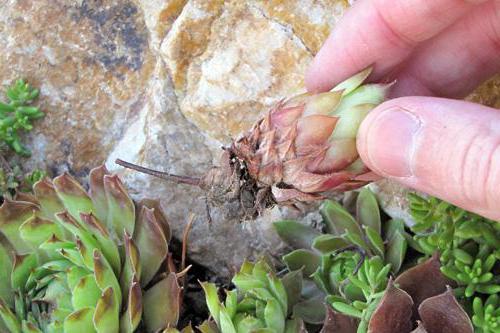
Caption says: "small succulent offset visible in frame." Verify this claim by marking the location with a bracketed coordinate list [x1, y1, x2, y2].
[274, 189, 408, 328]
[0, 79, 44, 157]
[200, 258, 306, 333]
[0, 165, 181, 333]
[0, 165, 46, 201]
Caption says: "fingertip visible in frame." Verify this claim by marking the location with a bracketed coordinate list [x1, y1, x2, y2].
[357, 101, 421, 178]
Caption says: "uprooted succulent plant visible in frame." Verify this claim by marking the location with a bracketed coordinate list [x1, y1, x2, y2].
[367, 254, 474, 333]
[116, 69, 391, 217]
[273, 189, 408, 326]
[200, 258, 307, 333]
[0, 165, 182, 333]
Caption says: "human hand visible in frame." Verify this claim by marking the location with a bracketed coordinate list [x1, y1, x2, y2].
[306, 0, 500, 221]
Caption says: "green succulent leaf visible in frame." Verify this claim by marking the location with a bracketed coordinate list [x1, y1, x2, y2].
[273, 220, 321, 249]
[93, 287, 119, 333]
[356, 188, 381, 235]
[283, 249, 320, 277]
[320, 200, 363, 238]
[385, 230, 407, 274]
[312, 234, 350, 254]
[64, 307, 96, 333]
[143, 273, 181, 333]
[133, 206, 168, 287]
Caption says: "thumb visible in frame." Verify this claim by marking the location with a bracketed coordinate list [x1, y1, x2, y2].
[357, 97, 500, 221]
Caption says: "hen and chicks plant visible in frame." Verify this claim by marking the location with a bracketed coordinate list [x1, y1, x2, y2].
[0, 165, 181, 333]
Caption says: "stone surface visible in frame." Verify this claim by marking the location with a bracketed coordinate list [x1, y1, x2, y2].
[1, 0, 499, 276]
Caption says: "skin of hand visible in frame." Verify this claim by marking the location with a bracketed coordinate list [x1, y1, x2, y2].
[306, 0, 500, 221]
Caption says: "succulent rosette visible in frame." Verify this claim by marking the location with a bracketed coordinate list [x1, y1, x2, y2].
[0, 165, 180, 333]
[200, 258, 307, 333]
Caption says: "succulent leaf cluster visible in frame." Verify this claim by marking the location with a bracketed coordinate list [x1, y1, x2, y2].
[201, 258, 306, 333]
[0, 80, 44, 156]
[0, 166, 180, 333]
[274, 189, 408, 328]
[409, 193, 500, 332]
[0, 165, 46, 201]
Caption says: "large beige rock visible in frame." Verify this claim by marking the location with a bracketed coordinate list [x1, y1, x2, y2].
[1, 0, 498, 276]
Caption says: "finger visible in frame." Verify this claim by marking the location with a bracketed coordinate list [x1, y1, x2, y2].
[357, 97, 500, 221]
[305, 0, 488, 92]
[391, 1, 500, 98]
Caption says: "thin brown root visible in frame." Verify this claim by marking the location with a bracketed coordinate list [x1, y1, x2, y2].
[115, 159, 201, 186]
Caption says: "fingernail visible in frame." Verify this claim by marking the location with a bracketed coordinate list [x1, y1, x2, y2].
[365, 107, 421, 177]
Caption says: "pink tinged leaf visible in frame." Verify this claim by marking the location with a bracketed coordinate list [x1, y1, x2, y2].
[137, 200, 171, 242]
[418, 288, 474, 333]
[120, 277, 142, 333]
[270, 105, 305, 128]
[93, 287, 119, 333]
[33, 178, 65, 221]
[271, 187, 322, 203]
[133, 206, 168, 287]
[285, 170, 353, 193]
[89, 165, 110, 224]
[103, 175, 135, 240]
[395, 254, 448, 321]
[53, 173, 94, 223]
[0, 199, 39, 254]
[368, 279, 414, 333]
[282, 92, 310, 108]
[321, 306, 359, 333]
[143, 272, 181, 332]
[307, 139, 358, 174]
[303, 91, 343, 117]
[295, 115, 338, 150]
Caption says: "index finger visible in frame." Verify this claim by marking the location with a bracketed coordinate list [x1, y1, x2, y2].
[305, 0, 488, 92]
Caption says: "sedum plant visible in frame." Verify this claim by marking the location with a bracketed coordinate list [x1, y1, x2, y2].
[472, 295, 500, 333]
[200, 258, 306, 333]
[0, 79, 44, 157]
[273, 189, 408, 326]
[409, 193, 500, 332]
[0, 165, 181, 333]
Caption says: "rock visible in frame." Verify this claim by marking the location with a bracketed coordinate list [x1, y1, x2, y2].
[1, 0, 499, 277]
